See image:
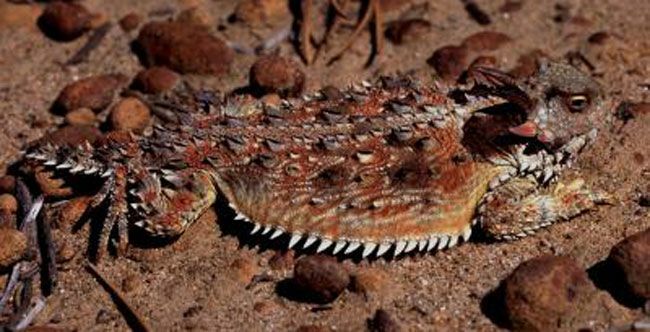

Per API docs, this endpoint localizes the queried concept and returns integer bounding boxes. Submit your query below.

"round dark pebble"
[118,12,141,32]
[38,1,92,41]
[462,31,512,52]
[42,125,103,147]
[608,229,650,300]
[0,194,18,215]
[502,255,597,331]
[109,97,151,133]
[0,175,16,194]
[384,18,431,45]
[64,107,97,126]
[587,31,611,45]
[132,67,180,94]
[54,74,127,114]
[136,21,234,76]
[427,45,469,81]
[250,55,305,97]
[368,309,401,332]
[293,255,350,304]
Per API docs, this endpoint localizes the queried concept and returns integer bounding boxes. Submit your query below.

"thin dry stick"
[328,0,379,64]
[299,0,315,65]
[86,262,152,332]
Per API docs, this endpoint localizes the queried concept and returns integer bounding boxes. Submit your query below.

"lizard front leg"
[133,169,217,237]
[478,176,612,240]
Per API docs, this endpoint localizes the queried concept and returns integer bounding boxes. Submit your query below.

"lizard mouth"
[487,127,598,190]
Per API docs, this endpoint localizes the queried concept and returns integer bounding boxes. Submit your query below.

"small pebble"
[462,31,512,52]
[38,1,92,41]
[233,0,290,27]
[587,31,610,45]
[384,19,432,45]
[252,300,277,316]
[43,125,103,147]
[0,228,27,271]
[293,255,350,304]
[502,255,598,331]
[427,45,469,81]
[250,55,305,97]
[609,229,650,300]
[368,309,401,332]
[0,175,16,194]
[0,194,18,215]
[56,242,76,263]
[65,108,97,126]
[176,7,213,27]
[109,97,151,133]
[132,67,180,94]
[136,21,233,76]
[54,74,127,114]
[118,12,141,32]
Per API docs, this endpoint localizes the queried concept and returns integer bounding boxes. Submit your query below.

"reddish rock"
[43,125,102,147]
[109,97,151,133]
[427,45,469,81]
[38,2,92,41]
[132,67,180,94]
[462,31,512,52]
[609,229,650,300]
[176,7,213,27]
[502,255,598,331]
[233,0,289,27]
[368,309,401,332]
[118,12,141,32]
[384,19,432,45]
[54,74,127,114]
[136,21,234,76]
[250,55,305,97]
[55,241,76,264]
[0,194,18,215]
[293,255,350,304]
[33,167,73,198]
[0,228,27,271]
[0,176,16,194]
[64,108,97,126]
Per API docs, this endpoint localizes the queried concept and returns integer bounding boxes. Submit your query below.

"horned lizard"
[22,61,611,259]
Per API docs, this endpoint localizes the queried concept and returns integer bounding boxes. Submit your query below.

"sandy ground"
[0,0,649,331]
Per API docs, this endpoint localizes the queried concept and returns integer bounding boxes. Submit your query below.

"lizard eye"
[567,94,589,112]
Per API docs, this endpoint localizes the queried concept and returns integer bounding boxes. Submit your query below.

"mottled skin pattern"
[23,61,610,259]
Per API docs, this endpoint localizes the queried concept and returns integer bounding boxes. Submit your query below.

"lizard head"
[508,60,606,154]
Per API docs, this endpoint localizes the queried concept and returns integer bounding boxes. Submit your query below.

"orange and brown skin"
[24,61,611,258]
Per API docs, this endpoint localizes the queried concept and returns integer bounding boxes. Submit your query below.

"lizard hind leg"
[132,169,217,238]
[478,176,612,241]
